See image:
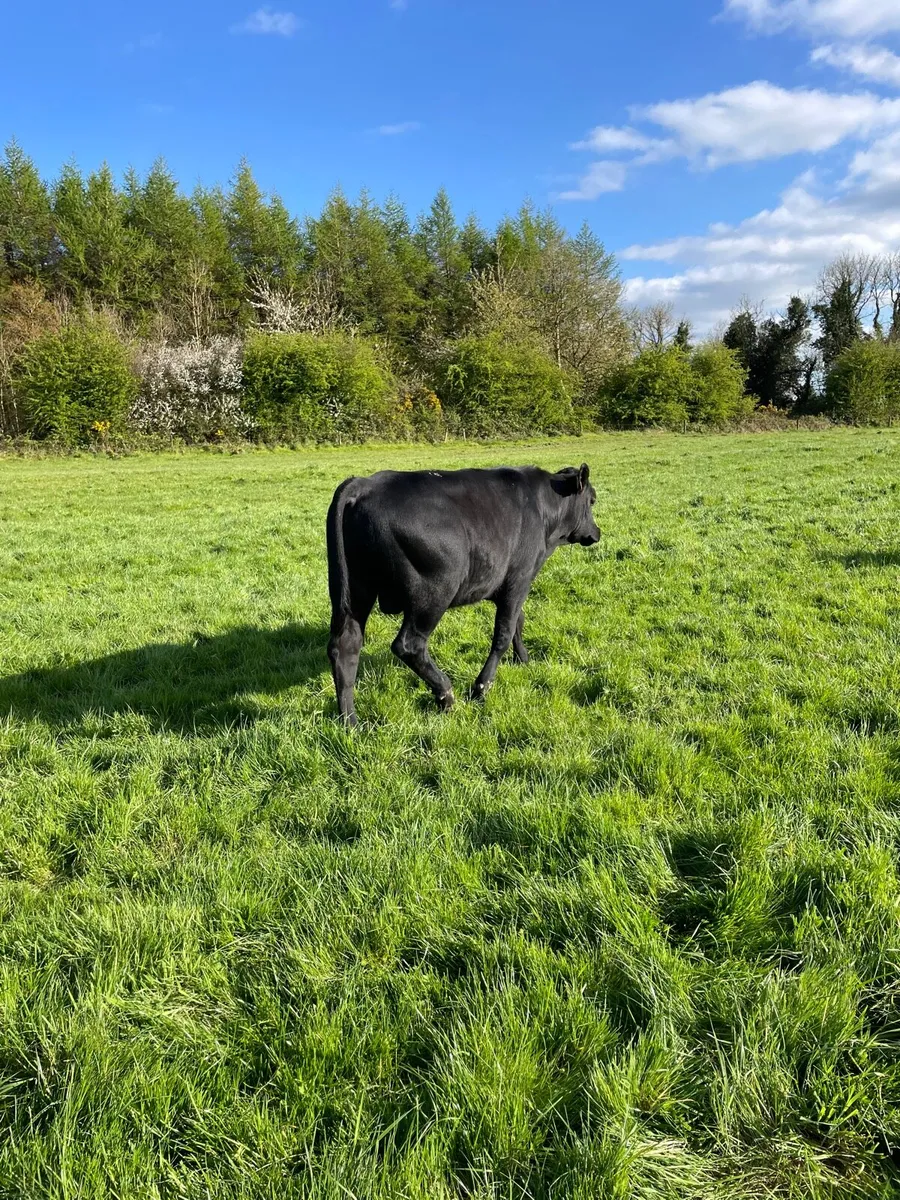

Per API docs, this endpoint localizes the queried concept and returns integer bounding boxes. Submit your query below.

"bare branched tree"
[183,258,219,342]
[530,230,630,388]
[817,253,878,323]
[873,252,900,340]
[630,302,677,349]
[249,269,355,336]
[301,272,356,336]
[0,280,61,434]
[470,229,630,391]
[469,261,533,342]
[731,294,765,324]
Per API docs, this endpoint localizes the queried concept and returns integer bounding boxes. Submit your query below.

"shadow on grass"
[0,622,332,733]
[827,549,900,569]
[658,828,735,944]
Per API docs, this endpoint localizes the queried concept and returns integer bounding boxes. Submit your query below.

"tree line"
[1,138,897,443]
[0,140,627,371]
[635,249,900,417]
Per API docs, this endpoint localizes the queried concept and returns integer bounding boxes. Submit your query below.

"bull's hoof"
[340,710,359,729]
[436,689,455,711]
[470,680,492,702]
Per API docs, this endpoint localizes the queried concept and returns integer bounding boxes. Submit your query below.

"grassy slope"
[0,430,898,1199]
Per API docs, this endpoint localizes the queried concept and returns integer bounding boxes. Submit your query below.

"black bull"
[326,463,600,725]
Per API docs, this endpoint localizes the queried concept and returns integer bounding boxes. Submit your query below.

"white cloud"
[845,130,900,192]
[641,82,900,166]
[811,43,900,88]
[621,165,900,331]
[625,263,804,336]
[559,2,900,326]
[230,8,301,36]
[564,82,900,203]
[376,121,421,136]
[557,161,628,200]
[725,0,900,39]
[571,126,658,153]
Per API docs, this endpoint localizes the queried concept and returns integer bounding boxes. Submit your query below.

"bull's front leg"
[471,596,524,701]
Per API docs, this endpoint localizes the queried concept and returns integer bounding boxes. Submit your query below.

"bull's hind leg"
[391,609,454,711]
[328,597,374,727]
[472,596,525,700]
[512,608,529,664]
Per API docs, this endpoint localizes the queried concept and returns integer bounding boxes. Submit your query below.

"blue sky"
[4,0,900,329]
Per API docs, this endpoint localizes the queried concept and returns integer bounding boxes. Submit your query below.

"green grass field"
[0,430,898,1199]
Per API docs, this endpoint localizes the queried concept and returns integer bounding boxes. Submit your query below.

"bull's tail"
[326,477,360,618]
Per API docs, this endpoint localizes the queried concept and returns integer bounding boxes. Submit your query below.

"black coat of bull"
[326,463,600,725]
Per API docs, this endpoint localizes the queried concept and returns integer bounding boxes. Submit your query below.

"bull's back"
[345,468,536,613]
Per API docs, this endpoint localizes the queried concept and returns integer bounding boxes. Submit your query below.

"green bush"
[690,342,754,424]
[12,321,136,444]
[825,340,900,424]
[242,332,396,441]
[597,344,755,429]
[597,347,695,428]
[437,335,575,436]
[393,381,447,441]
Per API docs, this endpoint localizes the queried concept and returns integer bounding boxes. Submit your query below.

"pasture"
[0,430,898,1198]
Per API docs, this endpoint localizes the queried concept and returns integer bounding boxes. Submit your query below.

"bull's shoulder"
[452,465,548,488]
[509,465,551,485]
[480,465,552,496]
[336,465,552,505]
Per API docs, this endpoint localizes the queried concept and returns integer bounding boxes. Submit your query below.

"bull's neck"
[544,494,573,548]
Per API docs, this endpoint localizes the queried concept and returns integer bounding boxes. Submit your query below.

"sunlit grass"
[0,429,898,1197]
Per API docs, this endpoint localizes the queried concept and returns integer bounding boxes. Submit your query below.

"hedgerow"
[824,340,900,424]
[132,338,248,440]
[12,320,136,445]
[242,331,398,441]
[437,334,576,436]
[596,345,753,429]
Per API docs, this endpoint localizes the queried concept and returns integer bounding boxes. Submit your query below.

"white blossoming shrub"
[131,338,250,439]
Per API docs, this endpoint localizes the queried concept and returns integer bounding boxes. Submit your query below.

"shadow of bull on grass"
[0,622,333,734]
[826,549,900,569]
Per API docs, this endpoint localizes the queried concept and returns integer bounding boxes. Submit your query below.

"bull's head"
[551,463,600,546]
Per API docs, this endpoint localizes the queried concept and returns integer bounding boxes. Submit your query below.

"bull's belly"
[448,584,498,609]
[375,567,508,616]
[449,565,509,608]
[377,591,404,616]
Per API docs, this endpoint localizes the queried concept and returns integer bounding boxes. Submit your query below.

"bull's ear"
[551,466,580,495]
[579,463,590,492]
